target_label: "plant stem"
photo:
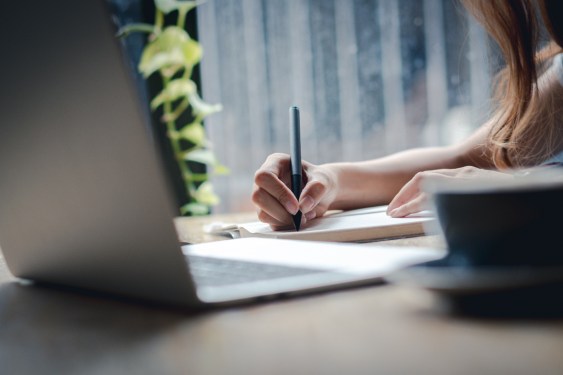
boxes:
[177,9,187,29]
[154,10,164,32]
[116,23,156,38]
[162,98,190,123]
[162,75,194,199]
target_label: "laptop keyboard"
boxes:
[186,254,325,287]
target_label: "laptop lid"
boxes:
[0,1,445,308]
[0,1,199,306]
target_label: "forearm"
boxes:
[325,145,472,210]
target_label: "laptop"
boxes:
[0,1,441,307]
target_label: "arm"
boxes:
[384,58,563,217]
[252,122,494,228]
[326,123,494,210]
[254,53,563,227]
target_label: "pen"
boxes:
[289,106,303,231]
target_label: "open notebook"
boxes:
[206,206,434,242]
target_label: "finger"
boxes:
[299,179,327,214]
[387,172,425,213]
[270,224,292,231]
[304,202,330,221]
[270,222,300,231]
[252,187,294,223]
[271,213,307,231]
[259,153,293,184]
[388,193,428,218]
[254,170,299,214]
[304,211,316,221]
[257,209,289,227]
[264,213,306,231]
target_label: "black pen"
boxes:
[289,106,303,231]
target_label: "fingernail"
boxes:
[388,208,399,217]
[300,196,315,213]
[305,211,316,221]
[284,201,298,215]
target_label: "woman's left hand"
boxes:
[386,166,512,217]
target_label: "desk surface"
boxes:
[1,213,563,375]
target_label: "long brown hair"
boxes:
[462,0,563,168]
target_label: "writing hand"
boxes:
[252,153,337,230]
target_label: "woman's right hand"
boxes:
[252,153,338,230]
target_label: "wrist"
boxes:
[321,162,354,210]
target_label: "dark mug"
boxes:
[392,174,563,317]
[432,185,563,268]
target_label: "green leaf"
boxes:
[192,181,220,206]
[184,149,230,175]
[187,89,222,118]
[151,78,221,120]
[151,79,196,109]
[182,38,203,67]
[185,148,216,165]
[140,49,184,78]
[180,202,209,216]
[179,122,206,145]
[155,0,198,14]
[167,130,181,140]
[189,173,211,182]
[138,27,201,78]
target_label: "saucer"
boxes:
[388,258,563,317]
[389,257,563,295]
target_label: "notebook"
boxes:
[207,206,434,242]
[0,1,443,308]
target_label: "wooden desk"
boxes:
[1,213,562,375]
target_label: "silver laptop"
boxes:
[0,1,440,307]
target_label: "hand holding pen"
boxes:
[252,107,338,231]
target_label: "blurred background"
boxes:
[111,0,503,214]
[196,0,502,213]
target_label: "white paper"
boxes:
[183,238,444,274]
[238,205,434,240]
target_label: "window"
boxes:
[197,0,500,213]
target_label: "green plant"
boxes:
[119,0,227,215]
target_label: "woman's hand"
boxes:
[252,153,338,230]
[386,166,513,217]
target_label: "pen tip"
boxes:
[293,211,302,231]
